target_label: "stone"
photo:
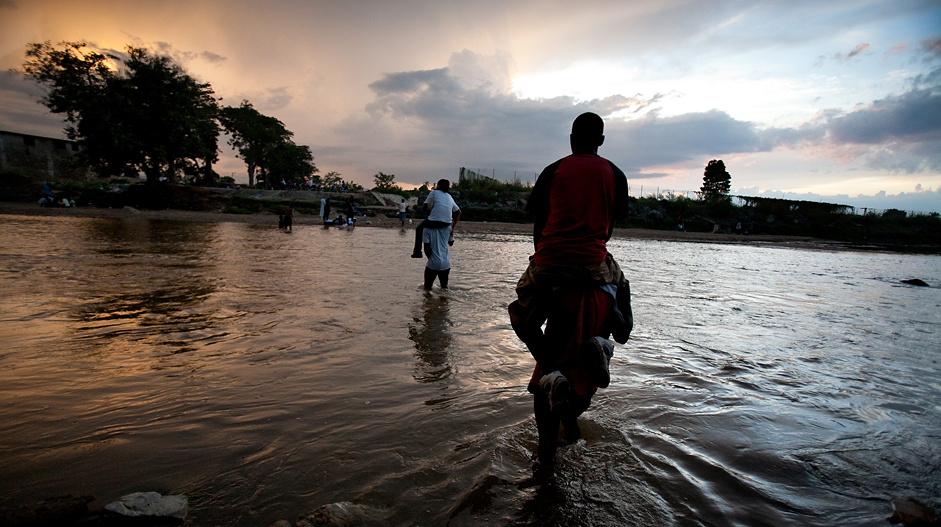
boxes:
[104,491,187,520]
[888,498,936,525]
[901,278,929,287]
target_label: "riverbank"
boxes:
[1,201,859,252]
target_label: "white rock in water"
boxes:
[105,492,187,519]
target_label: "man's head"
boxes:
[570,112,605,154]
[436,179,450,192]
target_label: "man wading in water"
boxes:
[509,112,633,463]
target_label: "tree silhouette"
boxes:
[372,171,400,192]
[700,159,731,201]
[21,41,220,183]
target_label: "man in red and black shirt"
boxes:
[509,112,632,463]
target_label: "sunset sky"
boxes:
[1,0,940,212]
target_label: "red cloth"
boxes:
[533,155,619,266]
[529,287,614,396]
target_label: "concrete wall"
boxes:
[0,130,89,180]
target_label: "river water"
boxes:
[0,214,939,526]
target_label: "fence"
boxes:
[459,168,538,186]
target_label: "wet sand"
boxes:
[0,201,844,250]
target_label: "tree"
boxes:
[700,159,731,201]
[267,141,318,187]
[218,101,315,189]
[21,42,131,177]
[20,42,220,184]
[121,47,220,184]
[372,171,400,192]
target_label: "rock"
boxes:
[104,491,187,520]
[122,206,141,214]
[888,498,937,525]
[268,521,293,527]
[901,279,930,287]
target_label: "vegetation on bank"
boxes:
[3,171,939,251]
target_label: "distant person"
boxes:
[508,112,633,464]
[411,179,460,258]
[735,221,742,235]
[347,195,357,220]
[320,198,327,220]
[422,221,452,291]
[323,199,332,225]
[399,198,408,227]
[279,205,294,231]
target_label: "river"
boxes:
[0,214,939,526]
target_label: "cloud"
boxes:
[0,70,67,137]
[920,35,941,59]
[353,46,941,184]
[227,86,293,111]
[350,49,774,182]
[0,0,15,8]
[141,40,226,67]
[833,43,871,62]
[764,76,941,173]
[605,110,766,173]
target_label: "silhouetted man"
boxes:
[509,112,633,463]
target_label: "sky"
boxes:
[1,0,940,212]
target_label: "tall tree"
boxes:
[700,159,732,201]
[20,41,220,183]
[122,47,220,184]
[219,101,294,188]
[21,42,133,177]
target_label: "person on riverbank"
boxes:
[399,198,408,227]
[411,179,460,258]
[508,112,633,464]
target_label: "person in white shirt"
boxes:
[411,179,460,258]
[398,198,408,227]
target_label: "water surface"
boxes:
[1,215,939,526]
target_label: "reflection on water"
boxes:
[0,214,940,526]
[409,293,454,385]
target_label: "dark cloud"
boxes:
[368,68,458,97]
[200,51,227,63]
[831,43,871,62]
[605,110,766,171]
[0,70,67,137]
[229,87,293,112]
[826,88,941,144]
[760,74,941,173]
[0,0,15,8]
[920,35,941,59]
[143,40,226,66]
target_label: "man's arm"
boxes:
[451,209,461,231]
[527,161,561,249]
[606,161,630,240]
[609,161,630,220]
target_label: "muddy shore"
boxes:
[0,201,851,251]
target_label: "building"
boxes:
[0,130,89,180]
